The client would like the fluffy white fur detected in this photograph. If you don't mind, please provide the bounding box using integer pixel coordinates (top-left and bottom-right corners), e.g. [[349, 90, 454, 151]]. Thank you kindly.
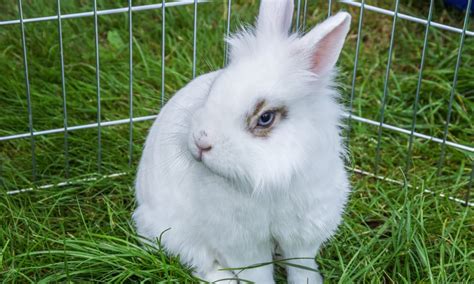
[[133, 1, 351, 283]]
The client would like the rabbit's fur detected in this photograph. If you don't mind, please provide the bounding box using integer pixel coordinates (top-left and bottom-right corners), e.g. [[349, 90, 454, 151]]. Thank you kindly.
[[134, 1, 351, 283]]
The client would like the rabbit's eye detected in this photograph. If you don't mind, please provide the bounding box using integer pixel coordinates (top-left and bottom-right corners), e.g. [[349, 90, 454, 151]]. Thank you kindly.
[[246, 100, 288, 137], [257, 111, 275, 127]]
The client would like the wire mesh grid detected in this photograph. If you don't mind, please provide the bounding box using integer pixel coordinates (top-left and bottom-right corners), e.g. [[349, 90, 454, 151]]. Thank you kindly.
[[0, 0, 472, 206]]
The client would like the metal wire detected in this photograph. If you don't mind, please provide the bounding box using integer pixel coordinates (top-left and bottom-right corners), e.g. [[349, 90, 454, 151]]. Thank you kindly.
[[351, 168, 473, 207], [467, 162, 474, 206], [437, 0, 472, 175], [3, 113, 471, 153], [328, 0, 332, 17], [0, 115, 157, 142], [374, 0, 400, 175], [93, 0, 102, 173], [57, 0, 69, 178], [9, 166, 473, 208], [344, 114, 473, 153], [339, 0, 474, 37], [128, 0, 134, 167], [302, 0, 308, 31], [18, 0, 37, 181], [405, 0, 434, 174], [0, 1, 209, 26], [296, 0, 301, 31], [192, 0, 198, 78], [224, 0, 232, 65], [7, 172, 127, 195], [347, 0, 365, 146], [161, 0, 166, 106]]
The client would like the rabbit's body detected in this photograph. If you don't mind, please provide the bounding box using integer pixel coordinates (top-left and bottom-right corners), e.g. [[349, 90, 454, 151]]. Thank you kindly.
[[134, 1, 351, 283]]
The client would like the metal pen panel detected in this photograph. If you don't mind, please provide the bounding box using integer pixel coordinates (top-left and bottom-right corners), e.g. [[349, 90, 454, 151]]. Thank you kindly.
[[1, 0, 471, 208]]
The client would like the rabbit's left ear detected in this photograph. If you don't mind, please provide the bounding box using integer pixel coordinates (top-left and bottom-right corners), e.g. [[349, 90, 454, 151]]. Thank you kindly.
[[298, 12, 351, 76], [256, 0, 294, 37]]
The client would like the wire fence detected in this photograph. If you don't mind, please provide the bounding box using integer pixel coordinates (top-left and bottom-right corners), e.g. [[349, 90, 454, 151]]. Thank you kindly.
[[0, 0, 472, 206]]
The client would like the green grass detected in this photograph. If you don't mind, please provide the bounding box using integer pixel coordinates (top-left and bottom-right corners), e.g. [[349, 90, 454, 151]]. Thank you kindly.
[[1, 0, 473, 282]]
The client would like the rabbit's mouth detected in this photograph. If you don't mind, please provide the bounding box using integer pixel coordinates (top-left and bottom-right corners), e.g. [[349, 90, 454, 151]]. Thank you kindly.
[[188, 143, 231, 179], [189, 142, 207, 162], [189, 142, 218, 172], [191, 149, 204, 162]]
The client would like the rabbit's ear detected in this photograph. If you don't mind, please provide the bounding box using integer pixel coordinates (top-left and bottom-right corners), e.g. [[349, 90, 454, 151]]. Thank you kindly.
[[299, 12, 351, 76], [256, 0, 294, 37]]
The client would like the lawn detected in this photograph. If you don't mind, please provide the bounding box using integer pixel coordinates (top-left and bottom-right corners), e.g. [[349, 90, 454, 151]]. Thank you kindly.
[[0, 0, 473, 282]]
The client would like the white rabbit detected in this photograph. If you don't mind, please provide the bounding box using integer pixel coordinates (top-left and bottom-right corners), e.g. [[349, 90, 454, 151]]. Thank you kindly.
[[133, 0, 351, 283]]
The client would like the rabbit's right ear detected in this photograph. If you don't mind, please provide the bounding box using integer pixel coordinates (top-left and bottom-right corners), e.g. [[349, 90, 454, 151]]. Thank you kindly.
[[256, 0, 294, 37], [297, 12, 351, 76]]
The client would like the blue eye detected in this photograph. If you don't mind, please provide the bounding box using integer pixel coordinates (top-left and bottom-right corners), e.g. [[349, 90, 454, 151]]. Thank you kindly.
[[257, 111, 275, 127]]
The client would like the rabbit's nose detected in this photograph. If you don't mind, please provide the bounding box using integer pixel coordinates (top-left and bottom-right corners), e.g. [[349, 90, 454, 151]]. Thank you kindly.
[[194, 131, 212, 156], [195, 140, 212, 152]]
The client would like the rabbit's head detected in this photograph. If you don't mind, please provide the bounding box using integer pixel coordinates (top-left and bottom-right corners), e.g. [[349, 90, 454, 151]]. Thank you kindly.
[[188, 0, 351, 193]]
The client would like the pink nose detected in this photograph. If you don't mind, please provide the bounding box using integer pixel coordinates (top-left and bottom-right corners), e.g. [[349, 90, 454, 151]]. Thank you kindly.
[[195, 140, 212, 152], [194, 131, 212, 160]]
